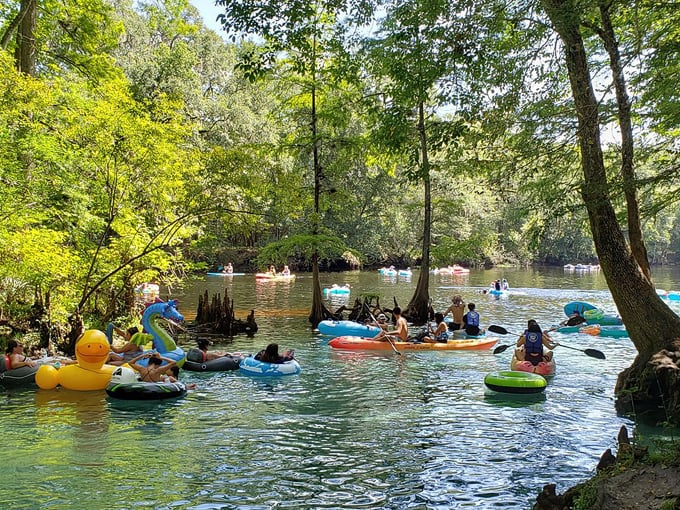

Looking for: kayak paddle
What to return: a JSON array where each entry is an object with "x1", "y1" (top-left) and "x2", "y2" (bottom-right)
[
  {"x1": 368, "y1": 310, "x2": 402, "y2": 356},
  {"x1": 488, "y1": 316, "x2": 605, "y2": 359}
]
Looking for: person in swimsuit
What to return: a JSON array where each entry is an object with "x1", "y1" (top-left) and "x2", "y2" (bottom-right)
[
  {"x1": 443, "y1": 295, "x2": 465, "y2": 331},
  {"x1": 108, "y1": 326, "x2": 144, "y2": 365},
  {"x1": 5, "y1": 340, "x2": 37, "y2": 369},
  {"x1": 255, "y1": 343, "x2": 294, "y2": 363},
  {"x1": 186, "y1": 338, "x2": 241, "y2": 363},
  {"x1": 128, "y1": 352, "x2": 178, "y2": 382},
  {"x1": 423, "y1": 313, "x2": 449, "y2": 343}
]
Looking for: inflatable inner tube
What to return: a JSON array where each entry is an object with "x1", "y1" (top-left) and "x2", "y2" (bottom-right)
[
  {"x1": 484, "y1": 370, "x2": 547, "y2": 394},
  {"x1": 0, "y1": 362, "x2": 39, "y2": 388},
  {"x1": 106, "y1": 380, "x2": 187, "y2": 400},
  {"x1": 183, "y1": 353, "x2": 243, "y2": 372},
  {"x1": 105, "y1": 367, "x2": 187, "y2": 400},
  {"x1": 239, "y1": 356, "x2": 301, "y2": 376},
  {"x1": 583, "y1": 308, "x2": 604, "y2": 321}
]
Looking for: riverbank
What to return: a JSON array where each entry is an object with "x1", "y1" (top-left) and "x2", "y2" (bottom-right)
[{"x1": 533, "y1": 426, "x2": 680, "y2": 509}]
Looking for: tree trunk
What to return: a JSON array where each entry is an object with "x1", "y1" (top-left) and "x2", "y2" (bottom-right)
[
  {"x1": 598, "y1": 1, "x2": 651, "y2": 280},
  {"x1": 307, "y1": 61, "x2": 333, "y2": 328},
  {"x1": 540, "y1": 0, "x2": 680, "y2": 423},
  {"x1": 15, "y1": 0, "x2": 36, "y2": 76},
  {"x1": 406, "y1": 101, "x2": 431, "y2": 324}
]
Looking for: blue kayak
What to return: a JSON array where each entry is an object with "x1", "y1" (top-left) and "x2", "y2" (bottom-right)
[
  {"x1": 317, "y1": 320, "x2": 381, "y2": 338},
  {"x1": 207, "y1": 272, "x2": 246, "y2": 276},
  {"x1": 564, "y1": 301, "x2": 597, "y2": 317}
]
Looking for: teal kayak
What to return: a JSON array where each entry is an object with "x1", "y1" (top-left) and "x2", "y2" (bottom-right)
[
  {"x1": 564, "y1": 301, "x2": 597, "y2": 317},
  {"x1": 598, "y1": 326, "x2": 629, "y2": 338}
]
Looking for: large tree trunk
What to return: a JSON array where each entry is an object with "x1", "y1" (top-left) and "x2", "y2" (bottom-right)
[
  {"x1": 405, "y1": 101, "x2": 431, "y2": 324},
  {"x1": 540, "y1": 0, "x2": 680, "y2": 423}
]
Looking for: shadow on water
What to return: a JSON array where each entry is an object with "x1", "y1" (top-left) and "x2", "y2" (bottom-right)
[{"x1": 483, "y1": 389, "x2": 547, "y2": 406}]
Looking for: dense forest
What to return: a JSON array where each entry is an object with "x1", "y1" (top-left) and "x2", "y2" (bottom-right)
[{"x1": 3, "y1": 0, "x2": 680, "y2": 422}]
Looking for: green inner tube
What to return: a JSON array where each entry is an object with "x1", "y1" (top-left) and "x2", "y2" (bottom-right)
[
  {"x1": 583, "y1": 308, "x2": 604, "y2": 320},
  {"x1": 484, "y1": 370, "x2": 547, "y2": 394}
]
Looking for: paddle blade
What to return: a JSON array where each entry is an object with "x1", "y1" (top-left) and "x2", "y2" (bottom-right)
[
  {"x1": 488, "y1": 325, "x2": 509, "y2": 335},
  {"x1": 584, "y1": 348, "x2": 606, "y2": 360},
  {"x1": 566, "y1": 315, "x2": 587, "y2": 326},
  {"x1": 493, "y1": 344, "x2": 511, "y2": 354}
]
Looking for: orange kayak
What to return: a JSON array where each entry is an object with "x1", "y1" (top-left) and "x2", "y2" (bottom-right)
[{"x1": 328, "y1": 335, "x2": 498, "y2": 351}]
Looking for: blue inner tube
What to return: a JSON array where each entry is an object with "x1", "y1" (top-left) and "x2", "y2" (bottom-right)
[
  {"x1": 183, "y1": 355, "x2": 242, "y2": 372},
  {"x1": 239, "y1": 356, "x2": 301, "y2": 376},
  {"x1": 484, "y1": 370, "x2": 547, "y2": 394},
  {"x1": 106, "y1": 381, "x2": 187, "y2": 400}
]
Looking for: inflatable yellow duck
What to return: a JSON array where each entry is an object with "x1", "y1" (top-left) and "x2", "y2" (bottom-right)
[{"x1": 36, "y1": 329, "x2": 116, "y2": 391}]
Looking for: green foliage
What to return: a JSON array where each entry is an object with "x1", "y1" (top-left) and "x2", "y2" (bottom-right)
[
  {"x1": 5, "y1": 0, "x2": 680, "y2": 335},
  {"x1": 256, "y1": 234, "x2": 352, "y2": 269},
  {"x1": 2, "y1": 0, "x2": 123, "y2": 79},
  {"x1": 572, "y1": 477, "x2": 600, "y2": 510}
]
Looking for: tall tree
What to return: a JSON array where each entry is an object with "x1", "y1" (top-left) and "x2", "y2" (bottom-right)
[
  {"x1": 539, "y1": 0, "x2": 680, "y2": 422},
  {"x1": 363, "y1": 0, "x2": 468, "y2": 322},
  {"x1": 216, "y1": 0, "x2": 368, "y2": 327}
]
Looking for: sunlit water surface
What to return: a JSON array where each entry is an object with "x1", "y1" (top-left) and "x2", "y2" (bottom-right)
[{"x1": 3, "y1": 266, "x2": 680, "y2": 509}]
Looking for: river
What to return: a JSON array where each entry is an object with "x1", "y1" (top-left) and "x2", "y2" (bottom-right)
[{"x1": 3, "y1": 266, "x2": 679, "y2": 509}]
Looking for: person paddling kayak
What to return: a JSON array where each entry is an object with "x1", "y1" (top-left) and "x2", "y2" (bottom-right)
[{"x1": 514, "y1": 320, "x2": 557, "y2": 365}]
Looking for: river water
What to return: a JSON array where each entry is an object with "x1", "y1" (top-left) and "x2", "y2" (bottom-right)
[{"x1": 3, "y1": 266, "x2": 679, "y2": 509}]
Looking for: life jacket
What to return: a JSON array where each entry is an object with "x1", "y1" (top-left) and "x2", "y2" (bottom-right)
[
  {"x1": 1, "y1": 354, "x2": 10, "y2": 371},
  {"x1": 466, "y1": 311, "x2": 479, "y2": 327},
  {"x1": 524, "y1": 330, "x2": 543, "y2": 358}
]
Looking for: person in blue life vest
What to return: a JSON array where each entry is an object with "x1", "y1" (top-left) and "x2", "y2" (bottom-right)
[
  {"x1": 514, "y1": 320, "x2": 558, "y2": 365},
  {"x1": 463, "y1": 303, "x2": 483, "y2": 336}
]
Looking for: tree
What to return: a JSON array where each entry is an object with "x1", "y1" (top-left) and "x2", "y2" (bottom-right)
[
  {"x1": 1, "y1": 0, "x2": 121, "y2": 78},
  {"x1": 362, "y1": 0, "x2": 470, "y2": 322},
  {"x1": 539, "y1": 0, "x2": 680, "y2": 422},
  {"x1": 216, "y1": 0, "x2": 369, "y2": 327}
]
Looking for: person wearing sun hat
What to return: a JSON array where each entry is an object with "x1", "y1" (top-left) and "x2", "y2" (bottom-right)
[{"x1": 368, "y1": 313, "x2": 389, "y2": 331}]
